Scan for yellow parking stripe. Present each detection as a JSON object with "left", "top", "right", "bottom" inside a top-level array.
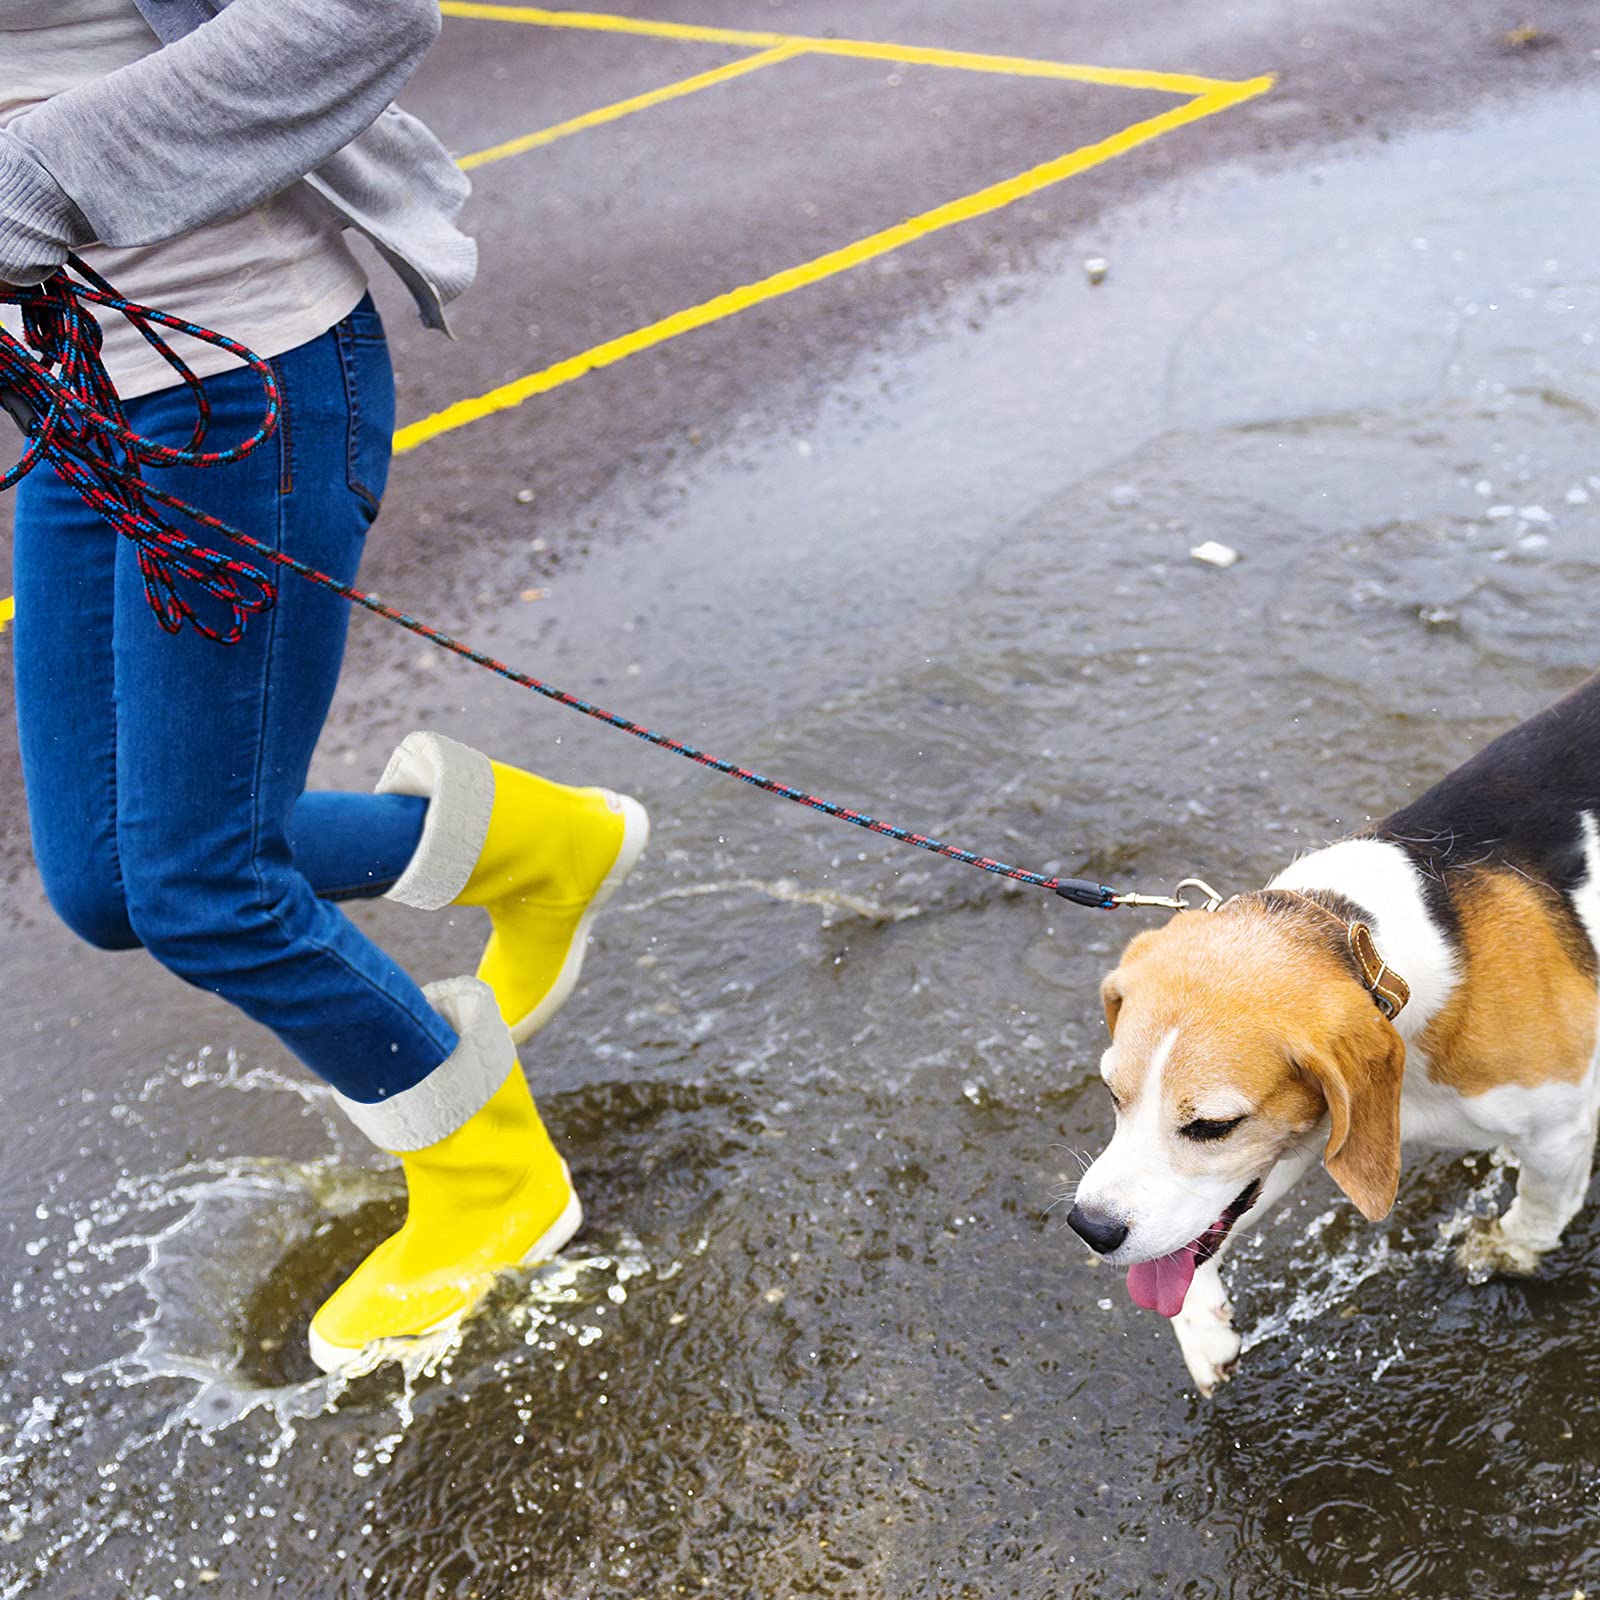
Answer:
[
  {"left": 459, "top": 44, "right": 800, "bottom": 170},
  {"left": 439, "top": 3, "right": 1243, "bottom": 98},
  {"left": 394, "top": 76, "right": 1272, "bottom": 453},
  {"left": 0, "top": 19, "right": 1271, "bottom": 628}
]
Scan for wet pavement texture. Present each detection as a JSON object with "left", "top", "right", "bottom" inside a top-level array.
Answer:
[{"left": 3, "top": 3, "right": 1600, "bottom": 1597}]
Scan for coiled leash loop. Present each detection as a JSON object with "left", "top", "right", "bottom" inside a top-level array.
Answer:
[
  {"left": 0, "top": 262, "right": 1186, "bottom": 912},
  {"left": 1, "top": 256, "right": 280, "bottom": 643}
]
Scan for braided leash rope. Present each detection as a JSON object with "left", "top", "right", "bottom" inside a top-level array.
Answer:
[
  {"left": 0, "top": 262, "right": 1130, "bottom": 909},
  {"left": 1, "top": 257, "right": 281, "bottom": 643}
]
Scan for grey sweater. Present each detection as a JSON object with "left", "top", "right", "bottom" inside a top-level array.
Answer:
[{"left": 0, "top": 0, "right": 475, "bottom": 329}]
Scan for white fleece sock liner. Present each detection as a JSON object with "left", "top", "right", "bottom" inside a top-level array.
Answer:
[
  {"left": 377, "top": 729, "right": 495, "bottom": 912},
  {"left": 333, "top": 975, "right": 516, "bottom": 1152}
]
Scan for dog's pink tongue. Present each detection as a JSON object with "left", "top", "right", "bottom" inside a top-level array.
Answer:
[{"left": 1126, "top": 1248, "right": 1197, "bottom": 1318}]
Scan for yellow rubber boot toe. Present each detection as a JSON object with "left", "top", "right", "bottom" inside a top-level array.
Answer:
[
  {"left": 463, "top": 763, "right": 649, "bottom": 1042},
  {"left": 309, "top": 980, "right": 583, "bottom": 1374}
]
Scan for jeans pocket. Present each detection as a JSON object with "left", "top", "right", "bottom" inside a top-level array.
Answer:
[{"left": 334, "top": 295, "right": 397, "bottom": 520}]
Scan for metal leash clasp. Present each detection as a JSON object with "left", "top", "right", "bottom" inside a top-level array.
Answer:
[{"left": 1110, "top": 876, "right": 1226, "bottom": 913}]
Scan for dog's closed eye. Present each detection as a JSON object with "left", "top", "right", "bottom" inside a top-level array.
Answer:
[{"left": 1179, "top": 1115, "right": 1246, "bottom": 1142}]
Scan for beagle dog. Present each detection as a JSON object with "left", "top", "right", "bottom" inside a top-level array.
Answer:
[{"left": 1067, "top": 674, "right": 1600, "bottom": 1395}]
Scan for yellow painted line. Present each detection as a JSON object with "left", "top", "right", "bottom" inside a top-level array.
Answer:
[
  {"left": 459, "top": 44, "right": 800, "bottom": 170},
  {"left": 0, "top": 594, "right": 12, "bottom": 632},
  {"left": 395, "top": 75, "right": 1273, "bottom": 454},
  {"left": 439, "top": 2, "right": 1241, "bottom": 97}
]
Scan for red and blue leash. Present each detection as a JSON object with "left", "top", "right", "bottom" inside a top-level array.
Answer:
[{"left": 0, "top": 259, "right": 1156, "bottom": 912}]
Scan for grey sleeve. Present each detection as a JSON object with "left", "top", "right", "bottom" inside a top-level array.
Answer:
[{"left": 0, "top": 0, "right": 442, "bottom": 283}]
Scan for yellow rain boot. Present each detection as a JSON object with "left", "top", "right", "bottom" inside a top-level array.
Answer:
[
  {"left": 375, "top": 730, "right": 649, "bottom": 1042},
  {"left": 308, "top": 977, "right": 583, "bottom": 1374}
]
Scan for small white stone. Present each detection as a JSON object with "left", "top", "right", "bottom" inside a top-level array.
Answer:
[
  {"left": 1189, "top": 540, "right": 1240, "bottom": 569},
  {"left": 514, "top": 487, "right": 535, "bottom": 504},
  {"left": 1084, "top": 256, "right": 1110, "bottom": 285},
  {"left": 1565, "top": 485, "right": 1590, "bottom": 505},
  {"left": 1107, "top": 483, "right": 1139, "bottom": 509},
  {"left": 1518, "top": 531, "right": 1551, "bottom": 552},
  {"left": 1517, "top": 504, "right": 1555, "bottom": 524}
]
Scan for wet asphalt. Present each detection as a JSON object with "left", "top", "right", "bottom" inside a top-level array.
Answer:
[{"left": 2, "top": 3, "right": 1600, "bottom": 1597}]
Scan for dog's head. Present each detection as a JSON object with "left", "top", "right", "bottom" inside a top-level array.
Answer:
[{"left": 1067, "top": 898, "right": 1405, "bottom": 1316}]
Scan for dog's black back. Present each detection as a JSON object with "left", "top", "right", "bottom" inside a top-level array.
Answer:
[{"left": 1375, "top": 674, "right": 1600, "bottom": 946}]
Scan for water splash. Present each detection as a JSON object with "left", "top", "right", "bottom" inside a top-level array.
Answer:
[
  {"left": 0, "top": 1052, "right": 654, "bottom": 1598},
  {"left": 623, "top": 875, "right": 921, "bottom": 926},
  {"left": 1237, "top": 1150, "right": 1517, "bottom": 1359}
]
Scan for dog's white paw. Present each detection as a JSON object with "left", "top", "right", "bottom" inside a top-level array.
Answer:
[
  {"left": 1456, "top": 1216, "right": 1543, "bottom": 1283},
  {"left": 1172, "top": 1295, "right": 1242, "bottom": 1397}
]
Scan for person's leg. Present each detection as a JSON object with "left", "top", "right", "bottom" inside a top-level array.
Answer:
[
  {"left": 113, "top": 298, "right": 455, "bottom": 1100},
  {"left": 11, "top": 453, "right": 138, "bottom": 951},
  {"left": 11, "top": 388, "right": 422, "bottom": 948},
  {"left": 287, "top": 791, "right": 428, "bottom": 902},
  {"left": 107, "top": 301, "right": 584, "bottom": 1371}
]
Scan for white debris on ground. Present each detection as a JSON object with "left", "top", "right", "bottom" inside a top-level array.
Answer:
[{"left": 1189, "top": 540, "right": 1240, "bottom": 568}]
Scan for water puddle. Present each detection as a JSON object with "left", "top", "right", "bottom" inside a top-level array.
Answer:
[
  {"left": 0, "top": 1056, "right": 657, "bottom": 1598},
  {"left": 4, "top": 81, "right": 1600, "bottom": 1600}
]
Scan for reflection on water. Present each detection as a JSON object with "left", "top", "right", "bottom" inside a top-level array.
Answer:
[{"left": 4, "top": 90, "right": 1600, "bottom": 1600}]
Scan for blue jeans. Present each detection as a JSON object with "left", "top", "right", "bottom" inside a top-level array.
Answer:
[{"left": 11, "top": 296, "right": 458, "bottom": 1104}]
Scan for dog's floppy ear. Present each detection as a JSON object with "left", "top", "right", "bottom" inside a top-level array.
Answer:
[
  {"left": 1099, "top": 929, "right": 1167, "bottom": 1039},
  {"left": 1100, "top": 972, "right": 1124, "bottom": 1037},
  {"left": 1296, "top": 1003, "right": 1406, "bottom": 1221}
]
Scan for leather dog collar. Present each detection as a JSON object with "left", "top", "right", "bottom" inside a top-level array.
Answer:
[{"left": 1269, "top": 888, "right": 1411, "bottom": 1021}]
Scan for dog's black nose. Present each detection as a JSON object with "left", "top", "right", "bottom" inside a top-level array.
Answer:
[{"left": 1066, "top": 1204, "right": 1128, "bottom": 1255}]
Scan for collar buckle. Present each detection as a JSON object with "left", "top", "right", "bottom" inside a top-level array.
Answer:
[{"left": 1348, "top": 920, "right": 1410, "bottom": 1021}]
